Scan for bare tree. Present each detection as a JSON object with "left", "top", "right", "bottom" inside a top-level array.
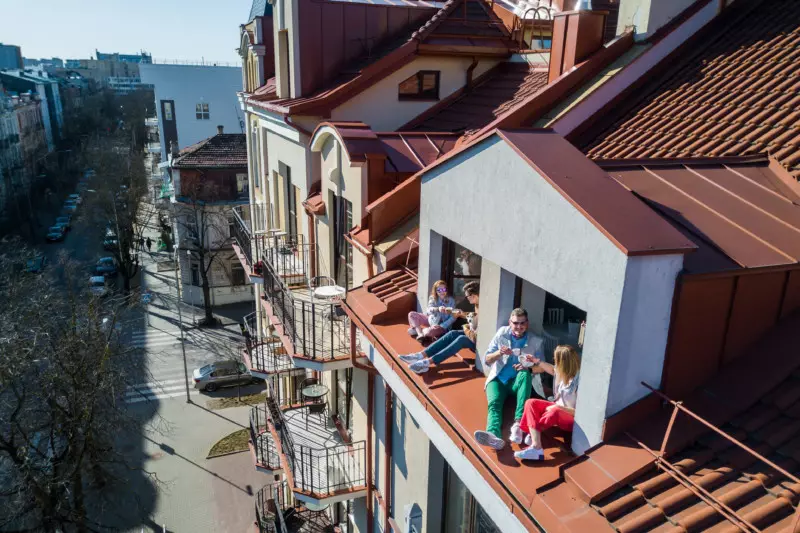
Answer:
[
  {"left": 84, "top": 134, "right": 155, "bottom": 294},
  {"left": 0, "top": 241, "right": 162, "bottom": 532},
  {"left": 172, "top": 179, "right": 236, "bottom": 327}
]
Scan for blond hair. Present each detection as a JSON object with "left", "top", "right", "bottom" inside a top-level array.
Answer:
[
  {"left": 554, "top": 345, "right": 580, "bottom": 383},
  {"left": 430, "top": 280, "right": 448, "bottom": 301}
]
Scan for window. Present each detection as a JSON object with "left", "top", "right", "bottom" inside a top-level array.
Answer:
[
  {"left": 227, "top": 213, "right": 236, "bottom": 239},
  {"left": 443, "top": 465, "right": 502, "bottom": 533},
  {"left": 443, "top": 240, "right": 482, "bottom": 311},
  {"left": 231, "top": 264, "right": 246, "bottom": 286},
  {"left": 163, "top": 101, "right": 173, "bottom": 121},
  {"left": 195, "top": 103, "right": 210, "bottom": 120},
  {"left": 190, "top": 264, "right": 200, "bottom": 286},
  {"left": 398, "top": 70, "right": 440, "bottom": 100},
  {"left": 236, "top": 173, "right": 248, "bottom": 195}
]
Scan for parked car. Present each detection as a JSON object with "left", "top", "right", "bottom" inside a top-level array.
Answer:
[
  {"left": 62, "top": 200, "right": 78, "bottom": 214},
  {"left": 53, "top": 221, "right": 69, "bottom": 235},
  {"left": 67, "top": 193, "right": 82, "bottom": 205},
  {"left": 95, "top": 257, "right": 117, "bottom": 276},
  {"left": 55, "top": 215, "right": 71, "bottom": 231},
  {"left": 89, "top": 276, "right": 108, "bottom": 297},
  {"left": 103, "top": 236, "right": 119, "bottom": 250},
  {"left": 192, "top": 361, "right": 262, "bottom": 392},
  {"left": 25, "top": 255, "right": 47, "bottom": 273},
  {"left": 46, "top": 225, "right": 66, "bottom": 242}
]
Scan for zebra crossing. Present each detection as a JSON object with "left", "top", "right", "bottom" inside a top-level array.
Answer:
[{"left": 123, "top": 329, "right": 199, "bottom": 404}]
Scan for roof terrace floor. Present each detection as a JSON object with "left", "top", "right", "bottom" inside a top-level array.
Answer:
[{"left": 362, "top": 318, "right": 574, "bottom": 510}]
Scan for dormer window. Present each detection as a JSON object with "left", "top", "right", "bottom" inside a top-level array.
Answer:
[{"left": 398, "top": 71, "right": 440, "bottom": 101}]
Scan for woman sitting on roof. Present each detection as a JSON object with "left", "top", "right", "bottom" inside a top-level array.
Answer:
[
  {"left": 406, "top": 279, "right": 456, "bottom": 342},
  {"left": 514, "top": 345, "right": 580, "bottom": 462},
  {"left": 400, "top": 281, "right": 479, "bottom": 373}
]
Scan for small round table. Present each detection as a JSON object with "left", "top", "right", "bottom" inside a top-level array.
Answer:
[
  {"left": 301, "top": 384, "right": 329, "bottom": 400},
  {"left": 303, "top": 501, "right": 329, "bottom": 512},
  {"left": 313, "top": 285, "right": 346, "bottom": 300}
]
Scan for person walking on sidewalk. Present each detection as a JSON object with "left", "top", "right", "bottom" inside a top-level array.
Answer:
[
  {"left": 138, "top": 236, "right": 145, "bottom": 250},
  {"left": 146, "top": 237, "right": 153, "bottom": 252}
]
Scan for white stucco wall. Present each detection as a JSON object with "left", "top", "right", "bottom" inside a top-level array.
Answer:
[
  {"left": 330, "top": 56, "right": 499, "bottom": 131},
  {"left": 264, "top": 127, "right": 311, "bottom": 238},
  {"left": 140, "top": 64, "right": 244, "bottom": 161},
  {"left": 617, "top": 0, "right": 702, "bottom": 40},
  {"left": 417, "top": 137, "right": 682, "bottom": 452}
]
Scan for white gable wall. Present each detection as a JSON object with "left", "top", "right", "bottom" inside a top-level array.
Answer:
[
  {"left": 418, "top": 137, "right": 682, "bottom": 452},
  {"left": 330, "top": 56, "right": 499, "bottom": 131}
]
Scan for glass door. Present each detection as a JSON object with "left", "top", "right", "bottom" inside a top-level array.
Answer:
[{"left": 333, "top": 196, "right": 353, "bottom": 289}]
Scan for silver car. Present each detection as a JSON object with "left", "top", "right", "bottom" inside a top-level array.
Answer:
[{"left": 192, "top": 361, "right": 261, "bottom": 392}]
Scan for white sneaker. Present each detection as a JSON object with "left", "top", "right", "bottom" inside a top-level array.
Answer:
[
  {"left": 509, "top": 421, "right": 523, "bottom": 444},
  {"left": 524, "top": 434, "right": 532, "bottom": 446},
  {"left": 514, "top": 446, "right": 544, "bottom": 461},
  {"left": 474, "top": 430, "right": 506, "bottom": 450},
  {"left": 399, "top": 352, "right": 424, "bottom": 363},
  {"left": 409, "top": 358, "right": 431, "bottom": 374}
]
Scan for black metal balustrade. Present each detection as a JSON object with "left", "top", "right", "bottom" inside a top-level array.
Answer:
[
  {"left": 244, "top": 311, "right": 258, "bottom": 339},
  {"left": 232, "top": 205, "right": 254, "bottom": 267},
  {"left": 262, "top": 233, "right": 314, "bottom": 287},
  {"left": 265, "top": 383, "right": 366, "bottom": 500},
  {"left": 255, "top": 484, "right": 282, "bottom": 533},
  {"left": 256, "top": 480, "right": 337, "bottom": 533},
  {"left": 261, "top": 248, "right": 350, "bottom": 361},
  {"left": 249, "top": 336, "right": 302, "bottom": 375},
  {"left": 250, "top": 404, "right": 281, "bottom": 471}
]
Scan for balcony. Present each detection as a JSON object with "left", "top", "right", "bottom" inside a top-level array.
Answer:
[
  {"left": 264, "top": 383, "right": 367, "bottom": 506},
  {"left": 260, "top": 234, "right": 352, "bottom": 371},
  {"left": 249, "top": 404, "right": 283, "bottom": 474},
  {"left": 243, "top": 335, "right": 306, "bottom": 379},
  {"left": 255, "top": 481, "right": 339, "bottom": 533},
  {"left": 231, "top": 205, "right": 264, "bottom": 284}
]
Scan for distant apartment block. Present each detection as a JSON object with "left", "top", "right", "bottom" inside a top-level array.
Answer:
[
  {"left": 105, "top": 76, "right": 153, "bottom": 95},
  {"left": 95, "top": 50, "right": 152, "bottom": 64},
  {"left": 0, "top": 44, "right": 23, "bottom": 70},
  {"left": 0, "top": 70, "right": 63, "bottom": 150},
  {"left": 139, "top": 63, "right": 244, "bottom": 163}
]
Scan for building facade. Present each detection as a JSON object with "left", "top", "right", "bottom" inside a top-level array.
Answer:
[
  {"left": 0, "top": 90, "right": 23, "bottom": 220},
  {"left": 0, "top": 70, "right": 63, "bottom": 150},
  {"left": 169, "top": 129, "right": 252, "bottom": 307},
  {"left": 0, "top": 43, "right": 23, "bottom": 70},
  {"left": 139, "top": 63, "right": 244, "bottom": 164}
]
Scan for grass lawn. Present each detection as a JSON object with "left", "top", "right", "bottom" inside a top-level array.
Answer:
[
  {"left": 206, "top": 393, "right": 265, "bottom": 410},
  {"left": 207, "top": 429, "right": 250, "bottom": 458}
]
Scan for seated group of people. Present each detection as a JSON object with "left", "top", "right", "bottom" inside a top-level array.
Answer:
[{"left": 401, "top": 281, "right": 580, "bottom": 462}]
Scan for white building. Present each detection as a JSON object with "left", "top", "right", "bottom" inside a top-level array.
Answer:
[{"left": 139, "top": 63, "right": 245, "bottom": 163}]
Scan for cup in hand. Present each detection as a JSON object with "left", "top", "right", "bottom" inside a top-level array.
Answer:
[{"left": 519, "top": 353, "right": 535, "bottom": 368}]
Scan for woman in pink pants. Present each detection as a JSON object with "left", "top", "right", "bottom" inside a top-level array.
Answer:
[{"left": 514, "top": 345, "right": 580, "bottom": 461}]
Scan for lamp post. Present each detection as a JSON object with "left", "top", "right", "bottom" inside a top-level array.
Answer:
[{"left": 170, "top": 198, "right": 191, "bottom": 402}]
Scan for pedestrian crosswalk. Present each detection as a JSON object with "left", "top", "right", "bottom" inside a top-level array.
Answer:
[
  {"left": 123, "top": 366, "right": 200, "bottom": 404},
  {"left": 129, "top": 329, "right": 184, "bottom": 350}
]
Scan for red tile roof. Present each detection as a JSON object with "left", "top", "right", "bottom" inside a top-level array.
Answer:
[
  {"left": 601, "top": 157, "right": 800, "bottom": 273},
  {"left": 403, "top": 62, "right": 549, "bottom": 136},
  {"left": 537, "top": 310, "right": 800, "bottom": 533},
  {"left": 585, "top": 0, "right": 800, "bottom": 179},
  {"left": 172, "top": 134, "right": 247, "bottom": 169},
  {"left": 248, "top": 0, "right": 515, "bottom": 116}
]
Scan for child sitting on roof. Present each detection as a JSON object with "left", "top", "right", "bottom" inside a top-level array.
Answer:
[
  {"left": 514, "top": 345, "right": 581, "bottom": 462},
  {"left": 406, "top": 279, "right": 456, "bottom": 342}
]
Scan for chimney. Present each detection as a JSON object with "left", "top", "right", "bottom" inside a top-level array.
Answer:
[
  {"left": 217, "top": 125, "right": 224, "bottom": 135},
  {"left": 548, "top": 8, "right": 607, "bottom": 83}
]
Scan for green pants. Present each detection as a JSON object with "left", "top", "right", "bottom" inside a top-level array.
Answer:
[{"left": 485, "top": 371, "right": 532, "bottom": 438}]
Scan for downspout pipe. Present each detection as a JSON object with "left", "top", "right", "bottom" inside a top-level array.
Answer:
[
  {"left": 350, "top": 320, "right": 377, "bottom": 374},
  {"left": 384, "top": 384, "right": 393, "bottom": 533},
  {"left": 366, "top": 371, "right": 375, "bottom": 533},
  {"left": 466, "top": 56, "right": 479, "bottom": 88}
]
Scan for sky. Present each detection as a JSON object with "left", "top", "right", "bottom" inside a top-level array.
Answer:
[{"left": 0, "top": 0, "right": 252, "bottom": 64}]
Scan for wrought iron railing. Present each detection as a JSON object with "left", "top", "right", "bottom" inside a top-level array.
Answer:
[
  {"left": 250, "top": 404, "right": 281, "bottom": 471},
  {"left": 255, "top": 484, "right": 280, "bottom": 533},
  {"left": 232, "top": 206, "right": 253, "bottom": 267},
  {"left": 261, "top": 250, "right": 350, "bottom": 361},
  {"left": 262, "top": 233, "right": 314, "bottom": 287},
  {"left": 265, "top": 383, "right": 367, "bottom": 499},
  {"left": 248, "top": 337, "right": 302, "bottom": 375},
  {"left": 244, "top": 311, "right": 257, "bottom": 339}
]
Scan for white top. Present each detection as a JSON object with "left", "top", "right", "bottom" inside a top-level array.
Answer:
[
  {"left": 553, "top": 370, "right": 579, "bottom": 409},
  {"left": 313, "top": 285, "right": 346, "bottom": 299}
]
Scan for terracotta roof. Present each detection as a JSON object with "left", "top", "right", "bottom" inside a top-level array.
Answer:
[
  {"left": 247, "top": 0, "right": 515, "bottom": 116},
  {"left": 250, "top": 77, "right": 277, "bottom": 101},
  {"left": 302, "top": 191, "right": 325, "bottom": 216},
  {"left": 585, "top": 0, "right": 800, "bottom": 179},
  {"left": 536, "top": 310, "right": 800, "bottom": 533},
  {"left": 315, "top": 122, "right": 459, "bottom": 172},
  {"left": 404, "top": 62, "right": 549, "bottom": 135},
  {"left": 601, "top": 157, "right": 800, "bottom": 273},
  {"left": 172, "top": 134, "right": 247, "bottom": 169}
]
